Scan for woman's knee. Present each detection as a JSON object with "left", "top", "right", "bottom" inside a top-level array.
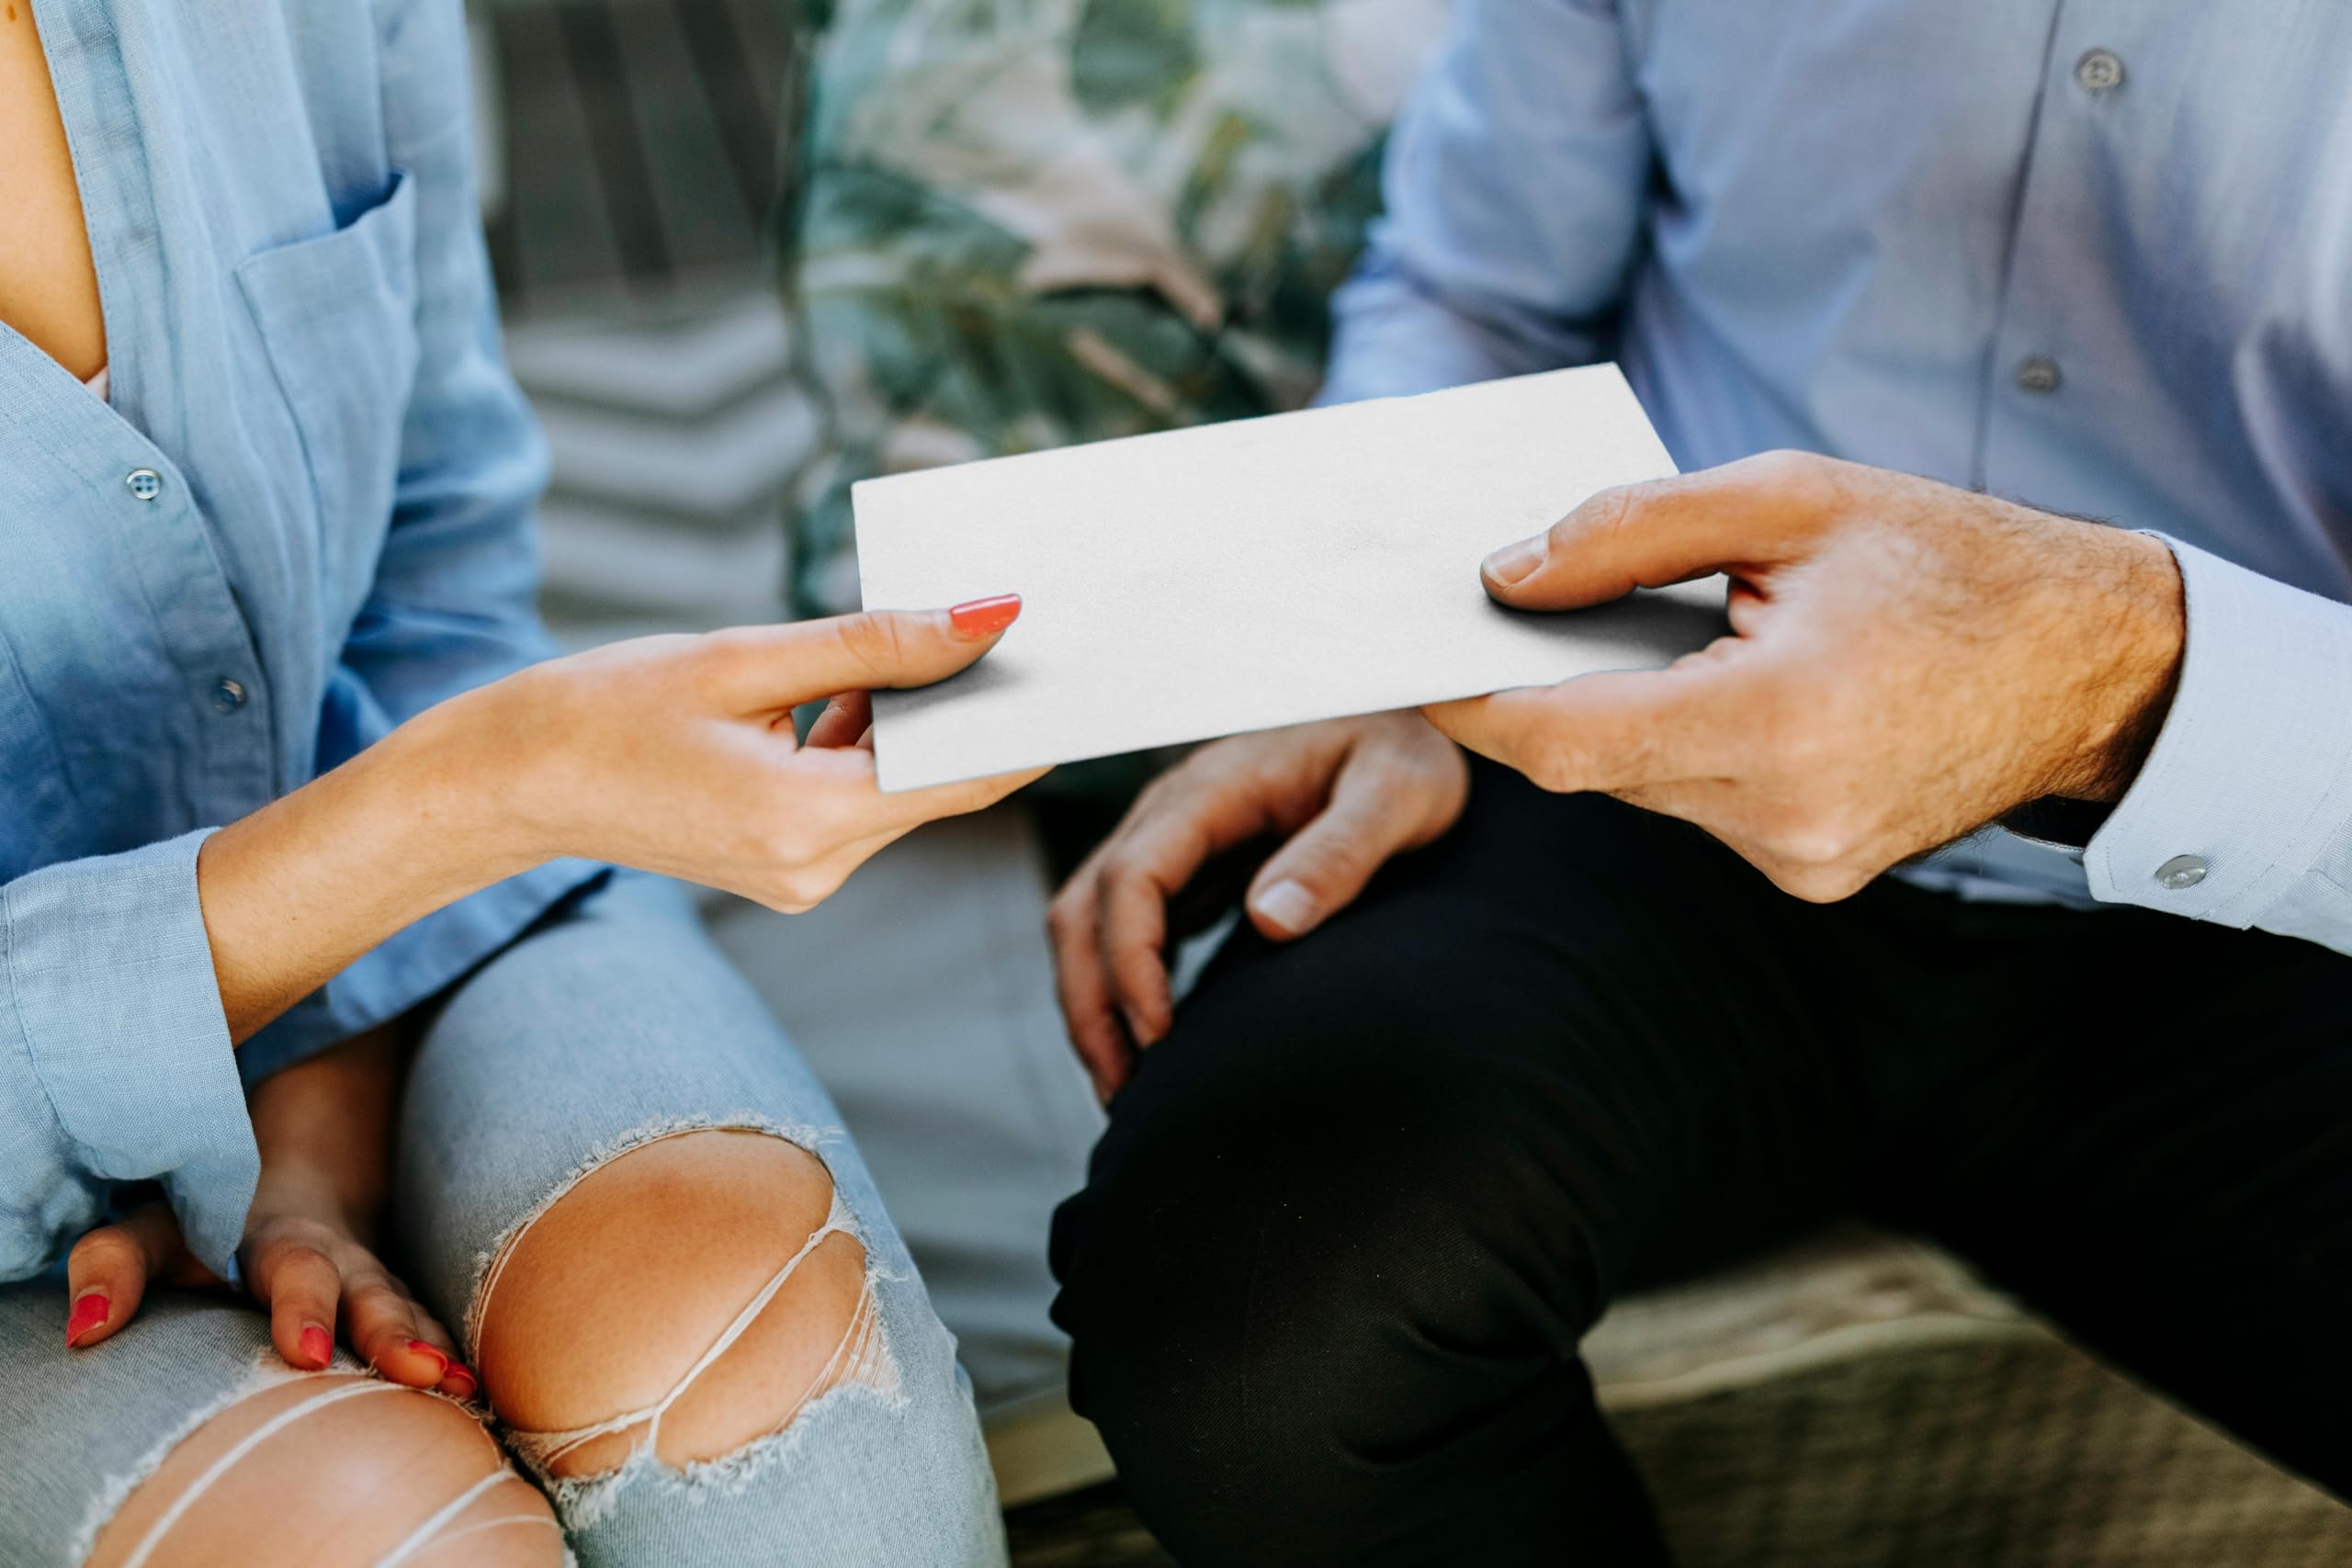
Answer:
[
  {"left": 84, "top": 1373, "right": 559, "bottom": 1568},
  {"left": 472, "top": 1127, "right": 885, "bottom": 1481}
]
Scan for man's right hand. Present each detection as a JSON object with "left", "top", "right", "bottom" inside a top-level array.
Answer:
[{"left": 1048, "top": 713, "right": 1469, "bottom": 1100}]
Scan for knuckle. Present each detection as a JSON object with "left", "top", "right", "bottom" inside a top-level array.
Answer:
[
  {"left": 688, "top": 627, "right": 757, "bottom": 692},
  {"left": 835, "top": 611, "right": 912, "bottom": 684},
  {"left": 69, "top": 1229, "right": 139, "bottom": 1272},
  {"left": 1525, "top": 740, "right": 1586, "bottom": 795},
  {"left": 1748, "top": 447, "right": 1846, "bottom": 512},
  {"left": 1569, "top": 483, "right": 1641, "bottom": 550}
]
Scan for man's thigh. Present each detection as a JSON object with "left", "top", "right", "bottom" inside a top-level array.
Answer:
[
  {"left": 1872, "top": 905, "right": 2352, "bottom": 1495},
  {"left": 1056, "top": 761, "right": 1910, "bottom": 1380}
]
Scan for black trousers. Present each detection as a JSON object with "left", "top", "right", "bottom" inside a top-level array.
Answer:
[{"left": 1049, "top": 761, "right": 2352, "bottom": 1566}]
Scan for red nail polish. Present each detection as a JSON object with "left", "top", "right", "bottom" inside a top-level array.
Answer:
[
  {"left": 65, "top": 1292, "right": 108, "bottom": 1348},
  {"left": 406, "top": 1340, "right": 449, "bottom": 1376},
  {"left": 443, "top": 1364, "right": 479, "bottom": 1399},
  {"left": 300, "top": 1325, "right": 334, "bottom": 1368},
  {"left": 949, "top": 593, "right": 1022, "bottom": 638}
]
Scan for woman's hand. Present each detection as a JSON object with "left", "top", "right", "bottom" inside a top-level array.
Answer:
[
  {"left": 466, "top": 597, "right": 1042, "bottom": 911},
  {"left": 198, "top": 599, "right": 1044, "bottom": 1042},
  {"left": 64, "top": 1026, "right": 472, "bottom": 1396},
  {"left": 1048, "top": 713, "right": 1468, "bottom": 1100}
]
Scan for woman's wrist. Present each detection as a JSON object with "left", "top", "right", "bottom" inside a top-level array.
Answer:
[
  {"left": 198, "top": 677, "right": 550, "bottom": 1043},
  {"left": 385, "top": 676, "right": 559, "bottom": 884}
]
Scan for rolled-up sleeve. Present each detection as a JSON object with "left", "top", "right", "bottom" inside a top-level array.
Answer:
[
  {"left": 1320, "top": 0, "right": 1654, "bottom": 406},
  {"left": 2083, "top": 537, "right": 2352, "bottom": 954},
  {"left": 0, "top": 832, "right": 255, "bottom": 1280},
  {"left": 238, "top": 0, "right": 603, "bottom": 1085}
]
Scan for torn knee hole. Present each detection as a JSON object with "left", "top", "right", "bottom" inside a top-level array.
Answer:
[
  {"left": 472, "top": 1126, "right": 893, "bottom": 1479},
  {"left": 84, "top": 1374, "right": 560, "bottom": 1568}
]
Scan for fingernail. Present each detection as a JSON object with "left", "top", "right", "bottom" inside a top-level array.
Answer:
[
  {"left": 66, "top": 1291, "right": 108, "bottom": 1348},
  {"left": 949, "top": 593, "right": 1022, "bottom": 638},
  {"left": 1251, "top": 880, "right": 1320, "bottom": 937},
  {"left": 1482, "top": 536, "right": 1546, "bottom": 587},
  {"left": 299, "top": 1325, "right": 334, "bottom": 1369},
  {"left": 1120, "top": 1006, "right": 1159, "bottom": 1050},
  {"left": 442, "top": 1364, "right": 479, "bottom": 1400},
  {"left": 406, "top": 1340, "right": 449, "bottom": 1376}
]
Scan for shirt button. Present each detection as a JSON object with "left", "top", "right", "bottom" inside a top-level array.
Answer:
[
  {"left": 2015, "top": 355, "right": 2063, "bottom": 394},
  {"left": 125, "top": 468, "right": 164, "bottom": 502},
  {"left": 209, "top": 678, "right": 249, "bottom": 715},
  {"left": 2154, "top": 854, "right": 2208, "bottom": 891},
  {"left": 2075, "top": 48, "right": 2126, "bottom": 94}
]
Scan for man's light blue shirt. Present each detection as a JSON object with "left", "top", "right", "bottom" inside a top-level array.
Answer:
[
  {"left": 1326, "top": 0, "right": 2352, "bottom": 943},
  {"left": 0, "top": 0, "right": 596, "bottom": 1280}
]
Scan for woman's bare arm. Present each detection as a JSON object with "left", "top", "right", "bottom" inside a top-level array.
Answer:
[{"left": 198, "top": 602, "right": 1039, "bottom": 1043}]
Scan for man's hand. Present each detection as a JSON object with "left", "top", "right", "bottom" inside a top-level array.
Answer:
[
  {"left": 1049, "top": 714, "right": 1468, "bottom": 1100},
  {"left": 1425, "top": 451, "right": 2185, "bottom": 902}
]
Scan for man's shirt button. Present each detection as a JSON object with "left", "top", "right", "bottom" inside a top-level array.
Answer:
[
  {"left": 2015, "top": 355, "right": 2063, "bottom": 394},
  {"left": 2154, "top": 854, "right": 2208, "bottom": 891},
  {"left": 2075, "top": 48, "right": 2126, "bottom": 94},
  {"left": 210, "top": 678, "right": 249, "bottom": 715},
  {"left": 125, "top": 468, "right": 164, "bottom": 502}
]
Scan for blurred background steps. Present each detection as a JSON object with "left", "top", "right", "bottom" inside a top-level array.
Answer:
[
  {"left": 474, "top": 0, "right": 803, "bottom": 311},
  {"left": 471, "top": 0, "right": 815, "bottom": 646}
]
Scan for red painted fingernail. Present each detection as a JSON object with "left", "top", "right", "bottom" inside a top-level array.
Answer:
[
  {"left": 443, "top": 1364, "right": 479, "bottom": 1399},
  {"left": 300, "top": 1325, "right": 334, "bottom": 1368},
  {"left": 948, "top": 593, "right": 1022, "bottom": 638},
  {"left": 66, "top": 1291, "right": 108, "bottom": 1348},
  {"left": 406, "top": 1340, "right": 449, "bottom": 1376}
]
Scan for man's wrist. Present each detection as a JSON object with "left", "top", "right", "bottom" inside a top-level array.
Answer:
[{"left": 2053, "top": 528, "right": 2186, "bottom": 804}]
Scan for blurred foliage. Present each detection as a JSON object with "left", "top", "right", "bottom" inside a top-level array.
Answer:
[
  {"left": 777, "top": 0, "right": 1446, "bottom": 795},
  {"left": 780, "top": 0, "right": 1446, "bottom": 614}
]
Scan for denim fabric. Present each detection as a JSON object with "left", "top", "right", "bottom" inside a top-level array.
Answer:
[
  {"left": 1327, "top": 0, "right": 2352, "bottom": 946},
  {"left": 0, "top": 875, "right": 1006, "bottom": 1568},
  {"left": 396, "top": 874, "right": 1007, "bottom": 1566},
  {"left": 0, "top": 0, "right": 598, "bottom": 1281}
]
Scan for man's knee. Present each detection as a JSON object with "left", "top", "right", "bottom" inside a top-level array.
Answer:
[
  {"left": 85, "top": 1373, "right": 559, "bottom": 1568},
  {"left": 474, "top": 1127, "right": 885, "bottom": 1479}
]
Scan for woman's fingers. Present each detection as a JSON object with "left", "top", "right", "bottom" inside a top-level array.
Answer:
[
  {"left": 804, "top": 690, "right": 872, "bottom": 750},
  {"left": 340, "top": 1266, "right": 450, "bottom": 1388},
  {"left": 243, "top": 1227, "right": 348, "bottom": 1371},
  {"left": 703, "top": 600, "right": 1022, "bottom": 715},
  {"left": 64, "top": 1200, "right": 195, "bottom": 1350},
  {"left": 403, "top": 1309, "right": 476, "bottom": 1400}
]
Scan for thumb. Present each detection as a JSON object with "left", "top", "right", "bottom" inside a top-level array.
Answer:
[
  {"left": 65, "top": 1200, "right": 198, "bottom": 1349},
  {"left": 1244, "top": 762, "right": 1434, "bottom": 941},
  {"left": 1479, "top": 453, "right": 1829, "bottom": 611},
  {"left": 706, "top": 595, "right": 1023, "bottom": 714}
]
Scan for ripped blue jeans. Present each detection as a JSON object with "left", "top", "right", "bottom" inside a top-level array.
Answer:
[{"left": 0, "top": 874, "right": 1007, "bottom": 1567}]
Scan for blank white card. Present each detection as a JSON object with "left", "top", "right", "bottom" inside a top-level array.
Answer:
[{"left": 854, "top": 365, "right": 1727, "bottom": 792}]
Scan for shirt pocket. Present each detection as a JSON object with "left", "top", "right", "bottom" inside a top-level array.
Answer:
[{"left": 234, "top": 171, "right": 422, "bottom": 607}]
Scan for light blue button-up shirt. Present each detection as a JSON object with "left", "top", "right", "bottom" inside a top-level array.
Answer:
[
  {"left": 1327, "top": 1, "right": 2352, "bottom": 939},
  {"left": 1, "top": 0, "right": 596, "bottom": 1280}
]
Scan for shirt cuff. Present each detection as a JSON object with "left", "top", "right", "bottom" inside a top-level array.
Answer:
[
  {"left": 2083, "top": 537, "right": 2352, "bottom": 926},
  {"left": 2, "top": 831, "right": 258, "bottom": 1278}
]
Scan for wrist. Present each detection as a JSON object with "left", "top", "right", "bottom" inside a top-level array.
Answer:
[
  {"left": 2051, "top": 529, "right": 2186, "bottom": 803},
  {"left": 375, "top": 682, "right": 551, "bottom": 891}
]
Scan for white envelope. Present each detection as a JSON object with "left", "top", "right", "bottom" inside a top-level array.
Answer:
[{"left": 854, "top": 366, "right": 1727, "bottom": 792}]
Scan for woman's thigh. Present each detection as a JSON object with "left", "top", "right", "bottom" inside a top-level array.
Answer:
[
  {"left": 393, "top": 872, "right": 1003, "bottom": 1567},
  {"left": 0, "top": 1286, "right": 555, "bottom": 1568}
]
